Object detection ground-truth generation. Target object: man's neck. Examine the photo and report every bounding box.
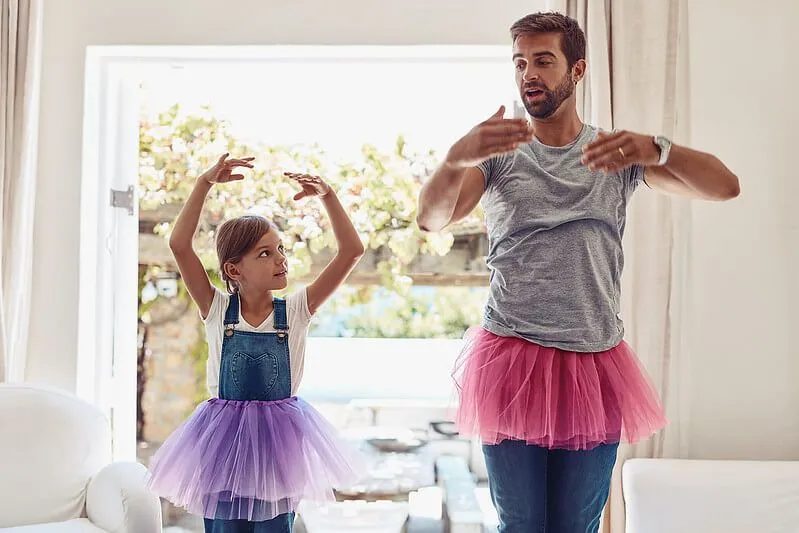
[531,107,584,147]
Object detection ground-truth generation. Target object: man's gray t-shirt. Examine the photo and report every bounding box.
[477,124,644,352]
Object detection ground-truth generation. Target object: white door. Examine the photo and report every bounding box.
[77,55,140,462]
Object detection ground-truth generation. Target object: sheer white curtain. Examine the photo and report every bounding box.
[0,0,43,382]
[544,1,693,531]
[546,0,614,129]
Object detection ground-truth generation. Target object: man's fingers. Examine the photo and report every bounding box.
[588,154,628,170]
[481,120,533,138]
[583,131,625,155]
[586,144,625,165]
[477,140,524,158]
[482,144,521,159]
[584,141,636,169]
[488,105,506,120]
[483,117,530,130]
[491,143,522,155]
[482,130,533,144]
[582,137,627,163]
[600,164,625,174]
[479,129,534,149]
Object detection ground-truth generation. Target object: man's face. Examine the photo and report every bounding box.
[513,32,580,119]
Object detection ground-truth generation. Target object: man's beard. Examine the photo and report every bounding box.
[522,72,574,119]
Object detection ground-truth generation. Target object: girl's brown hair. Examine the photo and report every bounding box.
[215,215,273,293]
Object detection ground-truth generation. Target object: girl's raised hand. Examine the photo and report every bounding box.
[200,153,255,185]
[284,172,332,201]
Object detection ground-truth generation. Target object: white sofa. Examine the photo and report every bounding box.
[0,383,161,532]
[623,458,799,533]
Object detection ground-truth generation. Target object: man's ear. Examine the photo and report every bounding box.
[572,59,587,84]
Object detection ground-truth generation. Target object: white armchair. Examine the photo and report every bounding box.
[0,383,161,532]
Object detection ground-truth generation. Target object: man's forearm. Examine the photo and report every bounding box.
[654,144,740,201]
[416,163,469,232]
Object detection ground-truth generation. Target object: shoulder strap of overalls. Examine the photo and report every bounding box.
[224,293,287,335]
[224,292,240,325]
[273,298,288,333]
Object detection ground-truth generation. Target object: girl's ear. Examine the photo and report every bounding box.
[223,262,241,283]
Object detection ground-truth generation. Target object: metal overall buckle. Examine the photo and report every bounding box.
[276,327,288,343]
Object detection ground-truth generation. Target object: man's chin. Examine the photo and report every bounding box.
[527,108,555,120]
[525,101,560,120]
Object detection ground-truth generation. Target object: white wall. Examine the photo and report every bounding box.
[30,0,798,459]
[686,0,799,460]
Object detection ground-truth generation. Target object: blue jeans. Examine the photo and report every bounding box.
[483,440,619,533]
[204,513,294,533]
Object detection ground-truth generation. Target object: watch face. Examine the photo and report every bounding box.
[655,136,671,165]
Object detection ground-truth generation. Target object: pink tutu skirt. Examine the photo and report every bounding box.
[145,396,367,521]
[453,327,667,450]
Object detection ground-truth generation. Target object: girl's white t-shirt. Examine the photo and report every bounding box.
[203,287,312,397]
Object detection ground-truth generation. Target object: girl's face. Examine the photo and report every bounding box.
[224,230,288,293]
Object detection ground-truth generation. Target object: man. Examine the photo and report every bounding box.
[416,12,739,533]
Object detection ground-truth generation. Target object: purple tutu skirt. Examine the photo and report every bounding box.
[145,396,367,521]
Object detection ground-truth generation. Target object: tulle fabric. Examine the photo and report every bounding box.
[453,327,668,450]
[146,396,366,521]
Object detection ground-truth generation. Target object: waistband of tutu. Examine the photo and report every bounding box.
[207,396,299,407]
[470,326,625,356]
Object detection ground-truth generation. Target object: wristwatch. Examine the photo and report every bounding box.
[653,135,672,166]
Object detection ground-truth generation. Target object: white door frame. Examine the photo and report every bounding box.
[77,51,141,461]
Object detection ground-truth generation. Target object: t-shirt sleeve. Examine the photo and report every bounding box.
[623,163,646,197]
[203,287,229,325]
[203,288,228,398]
[477,153,511,190]
[286,287,312,325]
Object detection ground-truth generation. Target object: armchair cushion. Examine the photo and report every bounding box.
[86,462,161,533]
[0,384,110,528]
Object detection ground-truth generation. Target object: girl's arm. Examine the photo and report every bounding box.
[169,154,254,318]
[285,173,365,315]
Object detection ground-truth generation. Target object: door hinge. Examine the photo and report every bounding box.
[110,186,135,216]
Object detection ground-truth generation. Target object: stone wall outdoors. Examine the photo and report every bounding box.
[141,296,206,443]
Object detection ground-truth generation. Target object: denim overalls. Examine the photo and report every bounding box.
[204,293,295,533]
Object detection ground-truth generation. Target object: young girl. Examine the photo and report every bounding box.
[146,153,367,532]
